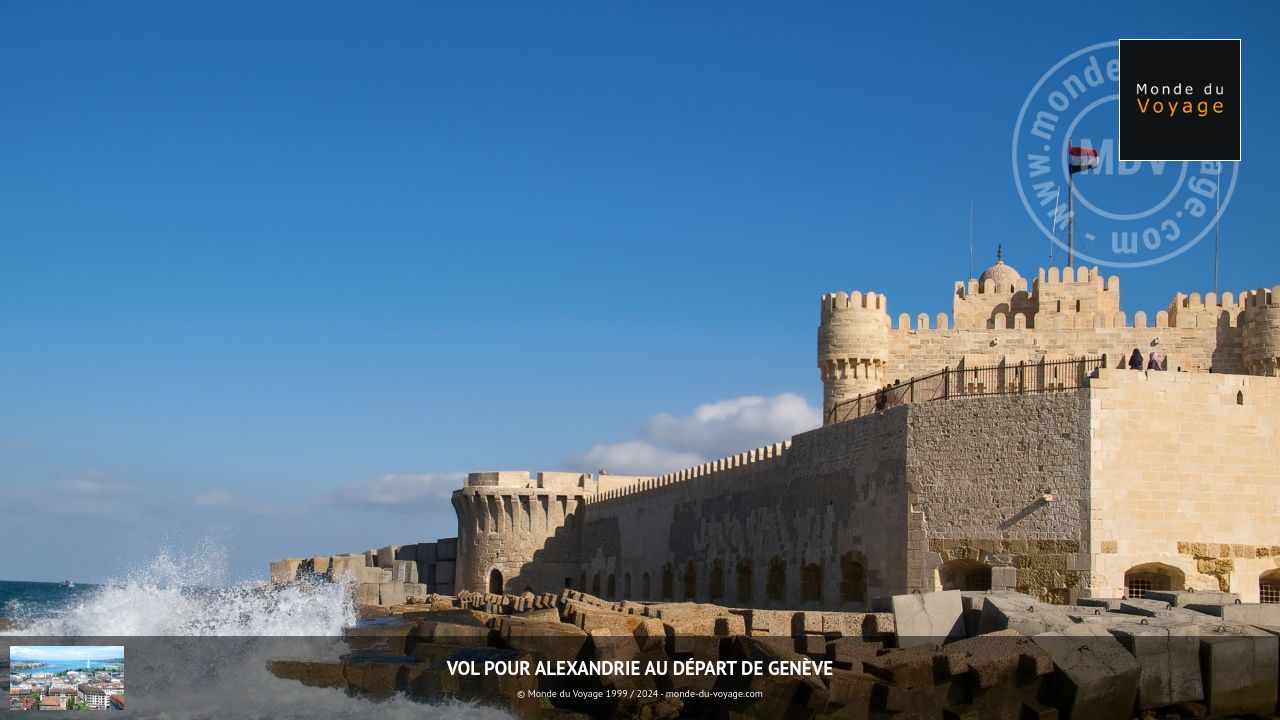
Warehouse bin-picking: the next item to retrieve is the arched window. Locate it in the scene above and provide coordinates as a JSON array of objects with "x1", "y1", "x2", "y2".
[
  {"x1": 766, "y1": 556, "x2": 786, "y2": 603},
  {"x1": 624, "y1": 572, "x2": 632, "y2": 598},
  {"x1": 606, "y1": 574, "x2": 616, "y2": 598},
  {"x1": 801, "y1": 562, "x2": 823, "y2": 603},
  {"x1": 661, "y1": 564, "x2": 674, "y2": 600},
  {"x1": 683, "y1": 561, "x2": 697, "y2": 601},
  {"x1": 1261, "y1": 569, "x2": 1280, "y2": 604},
  {"x1": 939, "y1": 559, "x2": 992, "y2": 591},
  {"x1": 1237, "y1": 390, "x2": 1245, "y2": 405},
  {"x1": 735, "y1": 558, "x2": 754, "y2": 604},
  {"x1": 488, "y1": 568, "x2": 504, "y2": 595},
  {"x1": 709, "y1": 560, "x2": 724, "y2": 601},
  {"x1": 591, "y1": 573, "x2": 601, "y2": 597},
  {"x1": 641, "y1": 572, "x2": 651, "y2": 600},
  {"x1": 1124, "y1": 562, "x2": 1185, "y2": 598},
  {"x1": 840, "y1": 552, "x2": 867, "y2": 605}
]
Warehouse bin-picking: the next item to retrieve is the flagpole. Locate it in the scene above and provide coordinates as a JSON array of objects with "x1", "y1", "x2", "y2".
[
  {"x1": 1050, "y1": 187, "x2": 1060, "y2": 267},
  {"x1": 1067, "y1": 137, "x2": 1074, "y2": 269},
  {"x1": 1214, "y1": 177, "x2": 1221, "y2": 297}
]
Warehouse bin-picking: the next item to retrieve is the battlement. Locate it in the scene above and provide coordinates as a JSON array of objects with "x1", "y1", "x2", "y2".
[
  {"x1": 821, "y1": 290, "x2": 888, "y2": 316},
  {"x1": 463, "y1": 470, "x2": 643, "y2": 494},
  {"x1": 581, "y1": 440, "x2": 792, "y2": 506}
]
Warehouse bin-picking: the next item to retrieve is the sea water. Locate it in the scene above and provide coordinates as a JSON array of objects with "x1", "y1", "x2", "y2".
[{"x1": 1, "y1": 547, "x2": 511, "y2": 719}]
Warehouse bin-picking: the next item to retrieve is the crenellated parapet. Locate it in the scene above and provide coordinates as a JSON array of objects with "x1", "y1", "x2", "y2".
[
  {"x1": 452, "y1": 470, "x2": 646, "y2": 594},
  {"x1": 817, "y1": 290, "x2": 891, "y2": 419},
  {"x1": 819, "y1": 254, "x2": 1280, "y2": 424},
  {"x1": 1242, "y1": 286, "x2": 1280, "y2": 376}
]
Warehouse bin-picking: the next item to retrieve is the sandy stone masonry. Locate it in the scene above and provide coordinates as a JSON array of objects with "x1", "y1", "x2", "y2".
[
  {"x1": 433, "y1": 263, "x2": 1280, "y2": 610},
  {"x1": 819, "y1": 260, "x2": 1280, "y2": 419}
]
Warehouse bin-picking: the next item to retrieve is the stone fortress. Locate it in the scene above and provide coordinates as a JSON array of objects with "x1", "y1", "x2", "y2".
[
  {"x1": 445, "y1": 255, "x2": 1280, "y2": 610},
  {"x1": 278, "y1": 257, "x2": 1280, "y2": 613}
]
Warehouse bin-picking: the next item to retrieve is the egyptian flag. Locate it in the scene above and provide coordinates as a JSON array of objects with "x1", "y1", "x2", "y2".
[{"x1": 1069, "y1": 145, "x2": 1099, "y2": 174}]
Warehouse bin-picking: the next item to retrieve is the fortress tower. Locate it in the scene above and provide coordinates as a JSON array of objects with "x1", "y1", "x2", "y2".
[
  {"x1": 816, "y1": 290, "x2": 890, "y2": 419},
  {"x1": 818, "y1": 251, "x2": 1280, "y2": 424},
  {"x1": 451, "y1": 470, "x2": 646, "y2": 595}
]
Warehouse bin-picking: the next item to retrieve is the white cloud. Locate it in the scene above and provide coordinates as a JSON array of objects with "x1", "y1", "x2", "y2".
[
  {"x1": 569, "y1": 441, "x2": 705, "y2": 477},
  {"x1": 565, "y1": 393, "x2": 821, "y2": 476},
  {"x1": 194, "y1": 490, "x2": 233, "y2": 507},
  {"x1": 54, "y1": 470, "x2": 136, "y2": 496},
  {"x1": 327, "y1": 472, "x2": 465, "y2": 510}
]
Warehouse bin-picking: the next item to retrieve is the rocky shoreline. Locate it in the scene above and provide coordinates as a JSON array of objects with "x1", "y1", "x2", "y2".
[{"x1": 266, "y1": 587, "x2": 1280, "y2": 720}]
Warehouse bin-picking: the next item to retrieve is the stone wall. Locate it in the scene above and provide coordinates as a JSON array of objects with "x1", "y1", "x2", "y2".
[
  {"x1": 578, "y1": 411, "x2": 910, "y2": 610},
  {"x1": 904, "y1": 391, "x2": 1092, "y2": 602},
  {"x1": 1087, "y1": 369, "x2": 1280, "y2": 601}
]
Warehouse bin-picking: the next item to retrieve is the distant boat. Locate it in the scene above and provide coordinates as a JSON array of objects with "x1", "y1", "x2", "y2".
[{"x1": 61, "y1": 580, "x2": 74, "y2": 587}]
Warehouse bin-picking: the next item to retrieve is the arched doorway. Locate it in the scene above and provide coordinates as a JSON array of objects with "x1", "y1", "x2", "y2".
[
  {"x1": 939, "y1": 559, "x2": 992, "y2": 591},
  {"x1": 683, "y1": 561, "x2": 697, "y2": 600},
  {"x1": 766, "y1": 556, "x2": 786, "y2": 603},
  {"x1": 1261, "y1": 569, "x2": 1280, "y2": 604},
  {"x1": 488, "y1": 568, "x2": 504, "y2": 595},
  {"x1": 709, "y1": 560, "x2": 724, "y2": 601},
  {"x1": 624, "y1": 572, "x2": 632, "y2": 598},
  {"x1": 641, "y1": 572, "x2": 651, "y2": 600},
  {"x1": 801, "y1": 562, "x2": 823, "y2": 603},
  {"x1": 1123, "y1": 562, "x2": 1185, "y2": 598},
  {"x1": 735, "y1": 558, "x2": 754, "y2": 604},
  {"x1": 840, "y1": 552, "x2": 867, "y2": 605},
  {"x1": 661, "y1": 564, "x2": 674, "y2": 600}
]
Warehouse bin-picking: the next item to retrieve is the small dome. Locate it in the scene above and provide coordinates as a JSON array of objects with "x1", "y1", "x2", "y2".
[{"x1": 978, "y1": 246, "x2": 1022, "y2": 288}]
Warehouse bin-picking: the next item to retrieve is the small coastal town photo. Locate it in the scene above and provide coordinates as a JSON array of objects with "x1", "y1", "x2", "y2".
[{"x1": 8, "y1": 646, "x2": 124, "y2": 711}]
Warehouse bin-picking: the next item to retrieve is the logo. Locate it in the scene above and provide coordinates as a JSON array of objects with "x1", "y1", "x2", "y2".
[{"x1": 1012, "y1": 41, "x2": 1238, "y2": 268}]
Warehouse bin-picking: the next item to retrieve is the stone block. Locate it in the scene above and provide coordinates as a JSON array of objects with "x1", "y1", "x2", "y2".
[
  {"x1": 1211, "y1": 603, "x2": 1280, "y2": 626},
  {"x1": 270, "y1": 559, "x2": 300, "y2": 583},
  {"x1": 436, "y1": 537, "x2": 458, "y2": 561},
  {"x1": 330, "y1": 555, "x2": 364, "y2": 582},
  {"x1": 354, "y1": 582, "x2": 379, "y2": 606},
  {"x1": 1143, "y1": 590, "x2": 1238, "y2": 608},
  {"x1": 825, "y1": 636, "x2": 882, "y2": 669},
  {"x1": 310, "y1": 556, "x2": 332, "y2": 575},
  {"x1": 977, "y1": 594, "x2": 1075, "y2": 636},
  {"x1": 889, "y1": 590, "x2": 964, "y2": 648},
  {"x1": 417, "y1": 543, "x2": 437, "y2": 564},
  {"x1": 500, "y1": 617, "x2": 588, "y2": 661},
  {"x1": 1199, "y1": 629, "x2": 1279, "y2": 717},
  {"x1": 1107, "y1": 621, "x2": 1203, "y2": 710},
  {"x1": 634, "y1": 618, "x2": 666, "y2": 652},
  {"x1": 392, "y1": 560, "x2": 418, "y2": 584},
  {"x1": 990, "y1": 566, "x2": 1017, "y2": 590},
  {"x1": 378, "y1": 581, "x2": 407, "y2": 607},
  {"x1": 434, "y1": 560, "x2": 456, "y2": 584},
  {"x1": 743, "y1": 609, "x2": 796, "y2": 636},
  {"x1": 394, "y1": 545, "x2": 418, "y2": 562},
  {"x1": 344, "y1": 620, "x2": 420, "y2": 655},
  {"x1": 356, "y1": 566, "x2": 385, "y2": 584},
  {"x1": 376, "y1": 546, "x2": 399, "y2": 569},
  {"x1": 1031, "y1": 632, "x2": 1141, "y2": 720}
]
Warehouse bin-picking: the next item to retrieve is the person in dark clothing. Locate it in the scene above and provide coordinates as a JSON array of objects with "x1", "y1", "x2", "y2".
[{"x1": 1129, "y1": 348, "x2": 1144, "y2": 369}]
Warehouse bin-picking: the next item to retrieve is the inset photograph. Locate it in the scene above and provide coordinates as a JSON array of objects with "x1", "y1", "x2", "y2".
[{"x1": 8, "y1": 646, "x2": 124, "y2": 711}]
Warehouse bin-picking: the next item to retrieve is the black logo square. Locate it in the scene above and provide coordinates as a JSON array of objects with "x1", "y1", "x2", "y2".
[{"x1": 1119, "y1": 39, "x2": 1240, "y2": 161}]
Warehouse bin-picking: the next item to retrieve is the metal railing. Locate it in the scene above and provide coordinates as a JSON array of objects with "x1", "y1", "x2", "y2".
[{"x1": 826, "y1": 355, "x2": 1107, "y2": 425}]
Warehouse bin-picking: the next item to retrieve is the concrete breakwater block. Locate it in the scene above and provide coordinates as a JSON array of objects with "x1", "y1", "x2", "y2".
[
  {"x1": 1198, "y1": 628, "x2": 1279, "y2": 717},
  {"x1": 1143, "y1": 589, "x2": 1239, "y2": 609},
  {"x1": 882, "y1": 590, "x2": 964, "y2": 648},
  {"x1": 1032, "y1": 631, "x2": 1140, "y2": 720},
  {"x1": 1107, "y1": 620, "x2": 1203, "y2": 710},
  {"x1": 977, "y1": 594, "x2": 1075, "y2": 636}
]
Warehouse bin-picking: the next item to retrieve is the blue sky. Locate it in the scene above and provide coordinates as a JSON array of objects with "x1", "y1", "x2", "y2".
[
  {"x1": 11, "y1": 646, "x2": 124, "y2": 662},
  {"x1": 2, "y1": 2, "x2": 1276, "y2": 583}
]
